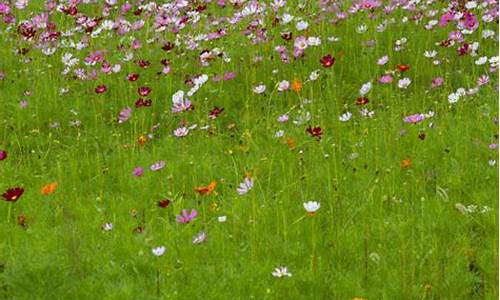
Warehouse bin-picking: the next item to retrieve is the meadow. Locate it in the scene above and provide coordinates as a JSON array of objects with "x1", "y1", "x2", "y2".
[{"x1": 0, "y1": 0, "x2": 498, "y2": 299}]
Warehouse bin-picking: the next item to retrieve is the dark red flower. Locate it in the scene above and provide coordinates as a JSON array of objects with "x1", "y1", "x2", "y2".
[
  {"x1": 95, "y1": 85, "x2": 107, "y2": 94},
  {"x1": 135, "y1": 98, "x2": 152, "y2": 108},
  {"x1": 281, "y1": 31, "x2": 293, "y2": 41},
  {"x1": 0, "y1": 150, "x2": 6, "y2": 161},
  {"x1": 127, "y1": 73, "x2": 139, "y2": 81},
  {"x1": 356, "y1": 97, "x2": 369, "y2": 105},
  {"x1": 320, "y1": 54, "x2": 335, "y2": 68},
  {"x1": 2, "y1": 187, "x2": 24, "y2": 202},
  {"x1": 306, "y1": 126, "x2": 323, "y2": 140},
  {"x1": 138, "y1": 86, "x2": 151, "y2": 96},
  {"x1": 17, "y1": 215, "x2": 27, "y2": 227},
  {"x1": 136, "y1": 60, "x2": 150, "y2": 68},
  {"x1": 397, "y1": 64, "x2": 410, "y2": 72},
  {"x1": 161, "y1": 42, "x2": 175, "y2": 52},
  {"x1": 209, "y1": 107, "x2": 224, "y2": 119},
  {"x1": 158, "y1": 199, "x2": 170, "y2": 208}
]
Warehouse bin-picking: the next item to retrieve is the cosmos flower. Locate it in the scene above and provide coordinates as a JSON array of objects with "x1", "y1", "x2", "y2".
[
  {"x1": 2, "y1": 187, "x2": 24, "y2": 202},
  {"x1": 0, "y1": 150, "x2": 6, "y2": 161},
  {"x1": 158, "y1": 199, "x2": 170, "y2": 208},
  {"x1": 404, "y1": 114, "x2": 425, "y2": 124},
  {"x1": 303, "y1": 201, "x2": 320, "y2": 216},
  {"x1": 398, "y1": 78, "x2": 412, "y2": 89},
  {"x1": 272, "y1": 266, "x2": 292, "y2": 278},
  {"x1": 95, "y1": 85, "x2": 107, "y2": 94},
  {"x1": 118, "y1": 107, "x2": 132, "y2": 124},
  {"x1": 218, "y1": 216, "x2": 227, "y2": 222},
  {"x1": 208, "y1": 107, "x2": 224, "y2": 119},
  {"x1": 306, "y1": 126, "x2": 323, "y2": 140},
  {"x1": 253, "y1": 84, "x2": 266, "y2": 94},
  {"x1": 176, "y1": 209, "x2": 197, "y2": 223},
  {"x1": 171, "y1": 91, "x2": 193, "y2": 113},
  {"x1": 152, "y1": 246, "x2": 166, "y2": 256},
  {"x1": 378, "y1": 74, "x2": 393, "y2": 84},
  {"x1": 431, "y1": 77, "x2": 444, "y2": 88},
  {"x1": 320, "y1": 54, "x2": 335, "y2": 68},
  {"x1": 150, "y1": 161, "x2": 165, "y2": 171},
  {"x1": 194, "y1": 181, "x2": 217, "y2": 195},
  {"x1": 377, "y1": 55, "x2": 389, "y2": 65},
  {"x1": 339, "y1": 112, "x2": 352, "y2": 122},
  {"x1": 101, "y1": 223, "x2": 113, "y2": 231},
  {"x1": 173, "y1": 127, "x2": 189, "y2": 137},
  {"x1": 237, "y1": 177, "x2": 254, "y2": 195},
  {"x1": 278, "y1": 80, "x2": 290, "y2": 91},
  {"x1": 41, "y1": 182, "x2": 57, "y2": 195},
  {"x1": 277, "y1": 114, "x2": 289, "y2": 122},
  {"x1": 132, "y1": 167, "x2": 144, "y2": 177},
  {"x1": 192, "y1": 232, "x2": 207, "y2": 244}
]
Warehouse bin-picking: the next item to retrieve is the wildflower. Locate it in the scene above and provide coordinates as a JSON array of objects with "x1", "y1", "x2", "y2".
[
  {"x1": 95, "y1": 85, "x2": 107, "y2": 94},
  {"x1": 152, "y1": 246, "x2": 166, "y2": 256},
  {"x1": 158, "y1": 199, "x2": 170, "y2": 208},
  {"x1": 277, "y1": 114, "x2": 289, "y2": 122},
  {"x1": 19, "y1": 100, "x2": 28, "y2": 108},
  {"x1": 291, "y1": 80, "x2": 302, "y2": 92},
  {"x1": 398, "y1": 78, "x2": 412, "y2": 89},
  {"x1": 194, "y1": 181, "x2": 217, "y2": 195},
  {"x1": 192, "y1": 232, "x2": 207, "y2": 244},
  {"x1": 150, "y1": 161, "x2": 165, "y2": 171},
  {"x1": 303, "y1": 201, "x2": 320, "y2": 216},
  {"x1": 118, "y1": 107, "x2": 132, "y2": 124},
  {"x1": 253, "y1": 84, "x2": 266, "y2": 94},
  {"x1": 237, "y1": 177, "x2": 254, "y2": 195},
  {"x1": 378, "y1": 74, "x2": 393, "y2": 84},
  {"x1": 176, "y1": 209, "x2": 197, "y2": 223},
  {"x1": 2, "y1": 187, "x2": 24, "y2": 202},
  {"x1": 173, "y1": 127, "x2": 189, "y2": 137},
  {"x1": 278, "y1": 80, "x2": 290, "y2": 91},
  {"x1": 138, "y1": 86, "x2": 151, "y2": 96},
  {"x1": 404, "y1": 114, "x2": 425, "y2": 124},
  {"x1": 320, "y1": 54, "x2": 335, "y2": 68},
  {"x1": 377, "y1": 55, "x2": 389, "y2": 65},
  {"x1": 102, "y1": 223, "x2": 113, "y2": 231},
  {"x1": 296, "y1": 20, "x2": 308, "y2": 31},
  {"x1": 132, "y1": 167, "x2": 144, "y2": 177},
  {"x1": 339, "y1": 112, "x2": 352, "y2": 122},
  {"x1": 396, "y1": 64, "x2": 410, "y2": 72},
  {"x1": 138, "y1": 135, "x2": 147, "y2": 146},
  {"x1": 356, "y1": 97, "x2": 369, "y2": 105},
  {"x1": 171, "y1": 91, "x2": 193, "y2": 113},
  {"x1": 431, "y1": 77, "x2": 444, "y2": 88},
  {"x1": 41, "y1": 182, "x2": 57, "y2": 195},
  {"x1": 400, "y1": 159, "x2": 412, "y2": 169},
  {"x1": 0, "y1": 150, "x2": 6, "y2": 161},
  {"x1": 272, "y1": 266, "x2": 292, "y2": 277},
  {"x1": 218, "y1": 216, "x2": 227, "y2": 222},
  {"x1": 306, "y1": 126, "x2": 323, "y2": 140},
  {"x1": 359, "y1": 82, "x2": 372, "y2": 96}
]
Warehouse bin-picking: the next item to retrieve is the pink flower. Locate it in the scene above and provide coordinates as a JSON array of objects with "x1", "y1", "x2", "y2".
[
  {"x1": 277, "y1": 114, "x2": 289, "y2": 122},
  {"x1": 192, "y1": 231, "x2": 207, "y2": 244},
  {"x1": 132, "y1": 167, "x2": 144, "y2": 177},
  {"x1": 237, "y1": 177, "x2": 254, "y2": 195},
  {"x1": 378, "y1": 74, "x2": 393, "y2": 84},
  {"x1": 377, "y1": 55, "x2": 389, "y2": 65},
  {"x1": 150, "y1": 161, "x2": 165, "y2": 171},
  {"x1": 173, "y1": 127, "x2": 189, "y2": 137},
  {"x1": 0, "y1": 150, "x2": 6, "y2": 161},
  {"x1": 176, "y1": 209, "x2": 197, "y2": 223},
  {"x1": 431, "y1": 77, "x2": 444, "y2": 88},
  {"x1": 118, "y1": 107, "x2": 132, "y2": 123}
]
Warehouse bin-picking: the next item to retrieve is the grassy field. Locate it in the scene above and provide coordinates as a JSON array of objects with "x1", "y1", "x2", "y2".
[{"x1": 0, "y1": 0, "x2": 498, "y2": 299}]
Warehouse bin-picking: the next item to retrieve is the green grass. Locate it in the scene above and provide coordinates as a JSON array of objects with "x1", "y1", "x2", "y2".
[{"x1": 0, "y1": 0, "x2": 498, "y2": 299}]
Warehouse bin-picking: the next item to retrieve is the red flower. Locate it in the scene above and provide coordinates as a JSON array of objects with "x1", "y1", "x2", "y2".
[
  {"x1": 161, "y1": 42, "x2": 175, "y2": 52},
  {"x1": 209, "y1": 107, "x2": 224, "y2": 119},
  {"x1": 0, "y1": 150, "x2": 6, "y2": 161},
  {"x1": 95, "y1": 85, "x2": 107, "y2": 94},
  {"x1": 135, "y1": 98, "x2": 152, "y2": 108},
  {"x1": 158, "y1": 199, "x2": 170, "y2": 208},
  {"x1": 356, "y1": 97, "x2": 369, "y2": 105},
  {"x1": 320, "y1": 54, "x2": 335, "y2": 68},
  {"x1": 2, "y1": 187, "x2": 24, "y2": 202},
  {"x1": 136, "y1": 60, "x2": 150, "y2": 68},
  {"x1": 306, "y1": 126, "x2": 323, "y2": 140},
  {"x1": 138, "y1": 86, "x2": 151, "y2": 96},
  {"x1": 397, "y1": 64, "x2": 410, "y2": 72},
  {"x1": 127, "y1": 73, "x2": 139, "y2": 82}
]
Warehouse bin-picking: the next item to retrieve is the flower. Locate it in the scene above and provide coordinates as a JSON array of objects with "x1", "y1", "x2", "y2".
[
  {"x1": 158, "y1": 199, "x2": 170, "y2": 208},
  {"x1": 306, "y1": 126, "x2": 323, "y2": 140},
  {"x1": 150, "y1": 161, "x2": 165, "y2": 171},
  {"x1": 398, "y1": 78, "x2": 412, "y2": 89},
  {"x1": 303, "y1": 201, "x2": 320, "y2": 216},
  {"x1": 171, "y1": 91, "x2": 193, "y2": 113},
  {"x1": 431, "y1": 77, "x2": 444, "y2": 88},
  {"x1": 253, "y1": 84, "x2": 266, "y2": 94},
  {"x1": 320, "y1": 54, "x2": 335, "y2": 68},
  {"x1": 277, "y1": 114, "x2": 289, "y2": 122},
  {"x1": 377, "y1": 55, "x2": 389, "y2": 65},
  {"x1": 192, "y1": 231, "x2": 207, "y2": 244},
  {"x1": 378, "y1": 74, "x2": 393, "y2": 84},
  {"x1": 404, "y1": 114, "x2": 425, "y2": 124},
  {"x1": 176, "y1": 209, "x2": 197, "y2": 223},
  {"x1": 339, "y1": 112, "x2": 352, "y2": 122},
  {"x1": 2, "y1": 187, "x2": 24, "y2": 202},
  {"x1": 132, "y1": 167, "x2": 144, "y2": 177},
  {"x1": 194, "y1": 181, "x2": 217, "y2": 195},
  {"x1": 0, "y1": 150, "x2": 6, "y2": 161},
  {"x1": 102, "y1": 223, "x2": 113, "y2": 231},
  {"x1": 400, "y1": 159, "x2": 412, "y2": 169},
  {"x1": 152, "y1": 246, "x2": 166, "y2": 257},
  {"x1": 41, "y1": 182, "x2": 57, "y2": 195},
  {"x1": 291, "y1": 79, "x2": 302, "y2": 92},
  {"x1": 218, "y1": 216, "x2": 227, "y2": 222},
  {"x1": 278, "y1": 80, "x2": 290, "y2": 91},
  {"x1": 208, "y1": 107, "x2": 224, "y2": 119},
  {"x1": 272, "y1": 266, "x2": 292, "y2": 277},
  {"x1": 173, "y1": 127, "x2": 189, "y2": 137},
  {"x1": 237, "y1": 177, "x2": 254, "y2": 195},
  {"x1": 118, "y1": 107, "x2": 132, "y2": 124},
  {"x1": 359, "y1": 82, "x2": 372, "y2": 96},
  {"x1": 95, "y1": 85, "x2": 107, "y2": 94}
]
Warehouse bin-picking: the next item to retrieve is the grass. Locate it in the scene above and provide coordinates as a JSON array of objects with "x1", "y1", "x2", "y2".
[{"x1": 0, "y1": 0, "x2": 498, "y2": 299}]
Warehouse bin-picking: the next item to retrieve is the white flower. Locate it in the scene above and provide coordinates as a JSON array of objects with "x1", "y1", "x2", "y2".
[
  {"x1": 296, "y1": 20, "x2": 308, "y2": 31},
  {"x1": 152, "y1": 246, "x2": 166, "y2": 257},
  {"x1": 303, "y1": 201, "x2": 320, "y2": 215},
  {"x1": 488, "y1": 159, "x2": 496, "y2": 166},
  {"x1": 278, "y1": 80, "x2": 290, "y2": 91},
  {"x1": 281, "y1": 13, "x2": 294, "y2": 24},
  {"x1": 359, "y1": 82, "x2": 372, "y2": 96},
  {"x1": 253, "y1": 84, "x2": 266, "y2": 94},
  {"x1": 448, "y1": 93, "x2": 459, "y2": 104},
  {"x1": 307, "y1": 36, "x2": 321, "y2": 46},
  {"x1": 272, "y1": 266, "x2": 292, "y2": 278},
  {"x1": 424, "y1": 50, "x2": 437, "y2": 58},
  {"x1": 339, "y1": 112, "x2": 352, "y2": 122},
  {"x1": 308, "y1": 70, "x2": 320, "y2": 81},
  {"x1": 102, "y1": 223, "x2": 113, "y2": 231},
  {"x1": 456, "y1": 88, "x2": 466, "y2": 96},
  {"x1": 482, "y1": 30, "x2": 495, "y2": 39},
  {"x1": 356, "y1": 24, "x2": 367, "y2": 33},
  {"x1": 475, "y1": 56, "x2": 488, "y2": 65},
  {"x1": 275, "y1": 130, "x2": 285, "y2": 138},
  {"x1": 218, "y1": 216, "x2": 227, "y2": 223},
  {"x1": 465, "y1": 1, "x2": 477, "y2": 9},
  {"x1": 398, "y1": 78, "x2": 412, "y2": 89},
  {"x1": 489, "y1": 56, "x2": 499, "y2": 68},
  {"x1": 62, "y1": 53, "x2": 79, "y2": 66},
  {"x1": 192, "y1": 232, "x2": 207, "y2": 244}
]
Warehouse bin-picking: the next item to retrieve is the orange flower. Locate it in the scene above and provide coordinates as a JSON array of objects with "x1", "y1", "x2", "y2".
[
  {"x1": 291, "y1": 79, "x2": 302, "y2": 92},
  {"x1": 138, "y1": 135, "x2": 147, "y2": 146},
  {"x1": 41, "y1": 182, "x2": 57, "y2": 195},
  {"x1": 286, "y1": 138, "x2": 296, "y2": 150},
  {"x1": 194, "y1": 180, "x2": 217, "y2": 195},
  {"x1": 400, "y1": 159, "x2": 412, "y2": 169}
]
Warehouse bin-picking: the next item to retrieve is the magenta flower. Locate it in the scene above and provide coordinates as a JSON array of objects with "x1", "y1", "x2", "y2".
[
  {"x1": 132, "y1": 167, "x2": 144, "y2": 177},
  {"x1": 118, "y1": 107, "x2": 132, "y2": 124},
  {"x1": 0, "y1": 150, "x2": 6, "y2": 161},
  {"x1": 176, "y1": 209, "x2": 197, "y2": 223},
  {"x1": 150, "y1": 161, "x2": 165, "y2": 171},
  {"x1": 237, "y1": 177, "x2": 254, "y2": 195},
  {"x1": 431, "y1": 77, "x2": 444, "y2": 88},
  {"x1": 378, "y1": 74, "x2": 393, "y2": 84},
  {"x1": 404, "y1": 114, "x2": 425, "y2": 124}
]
